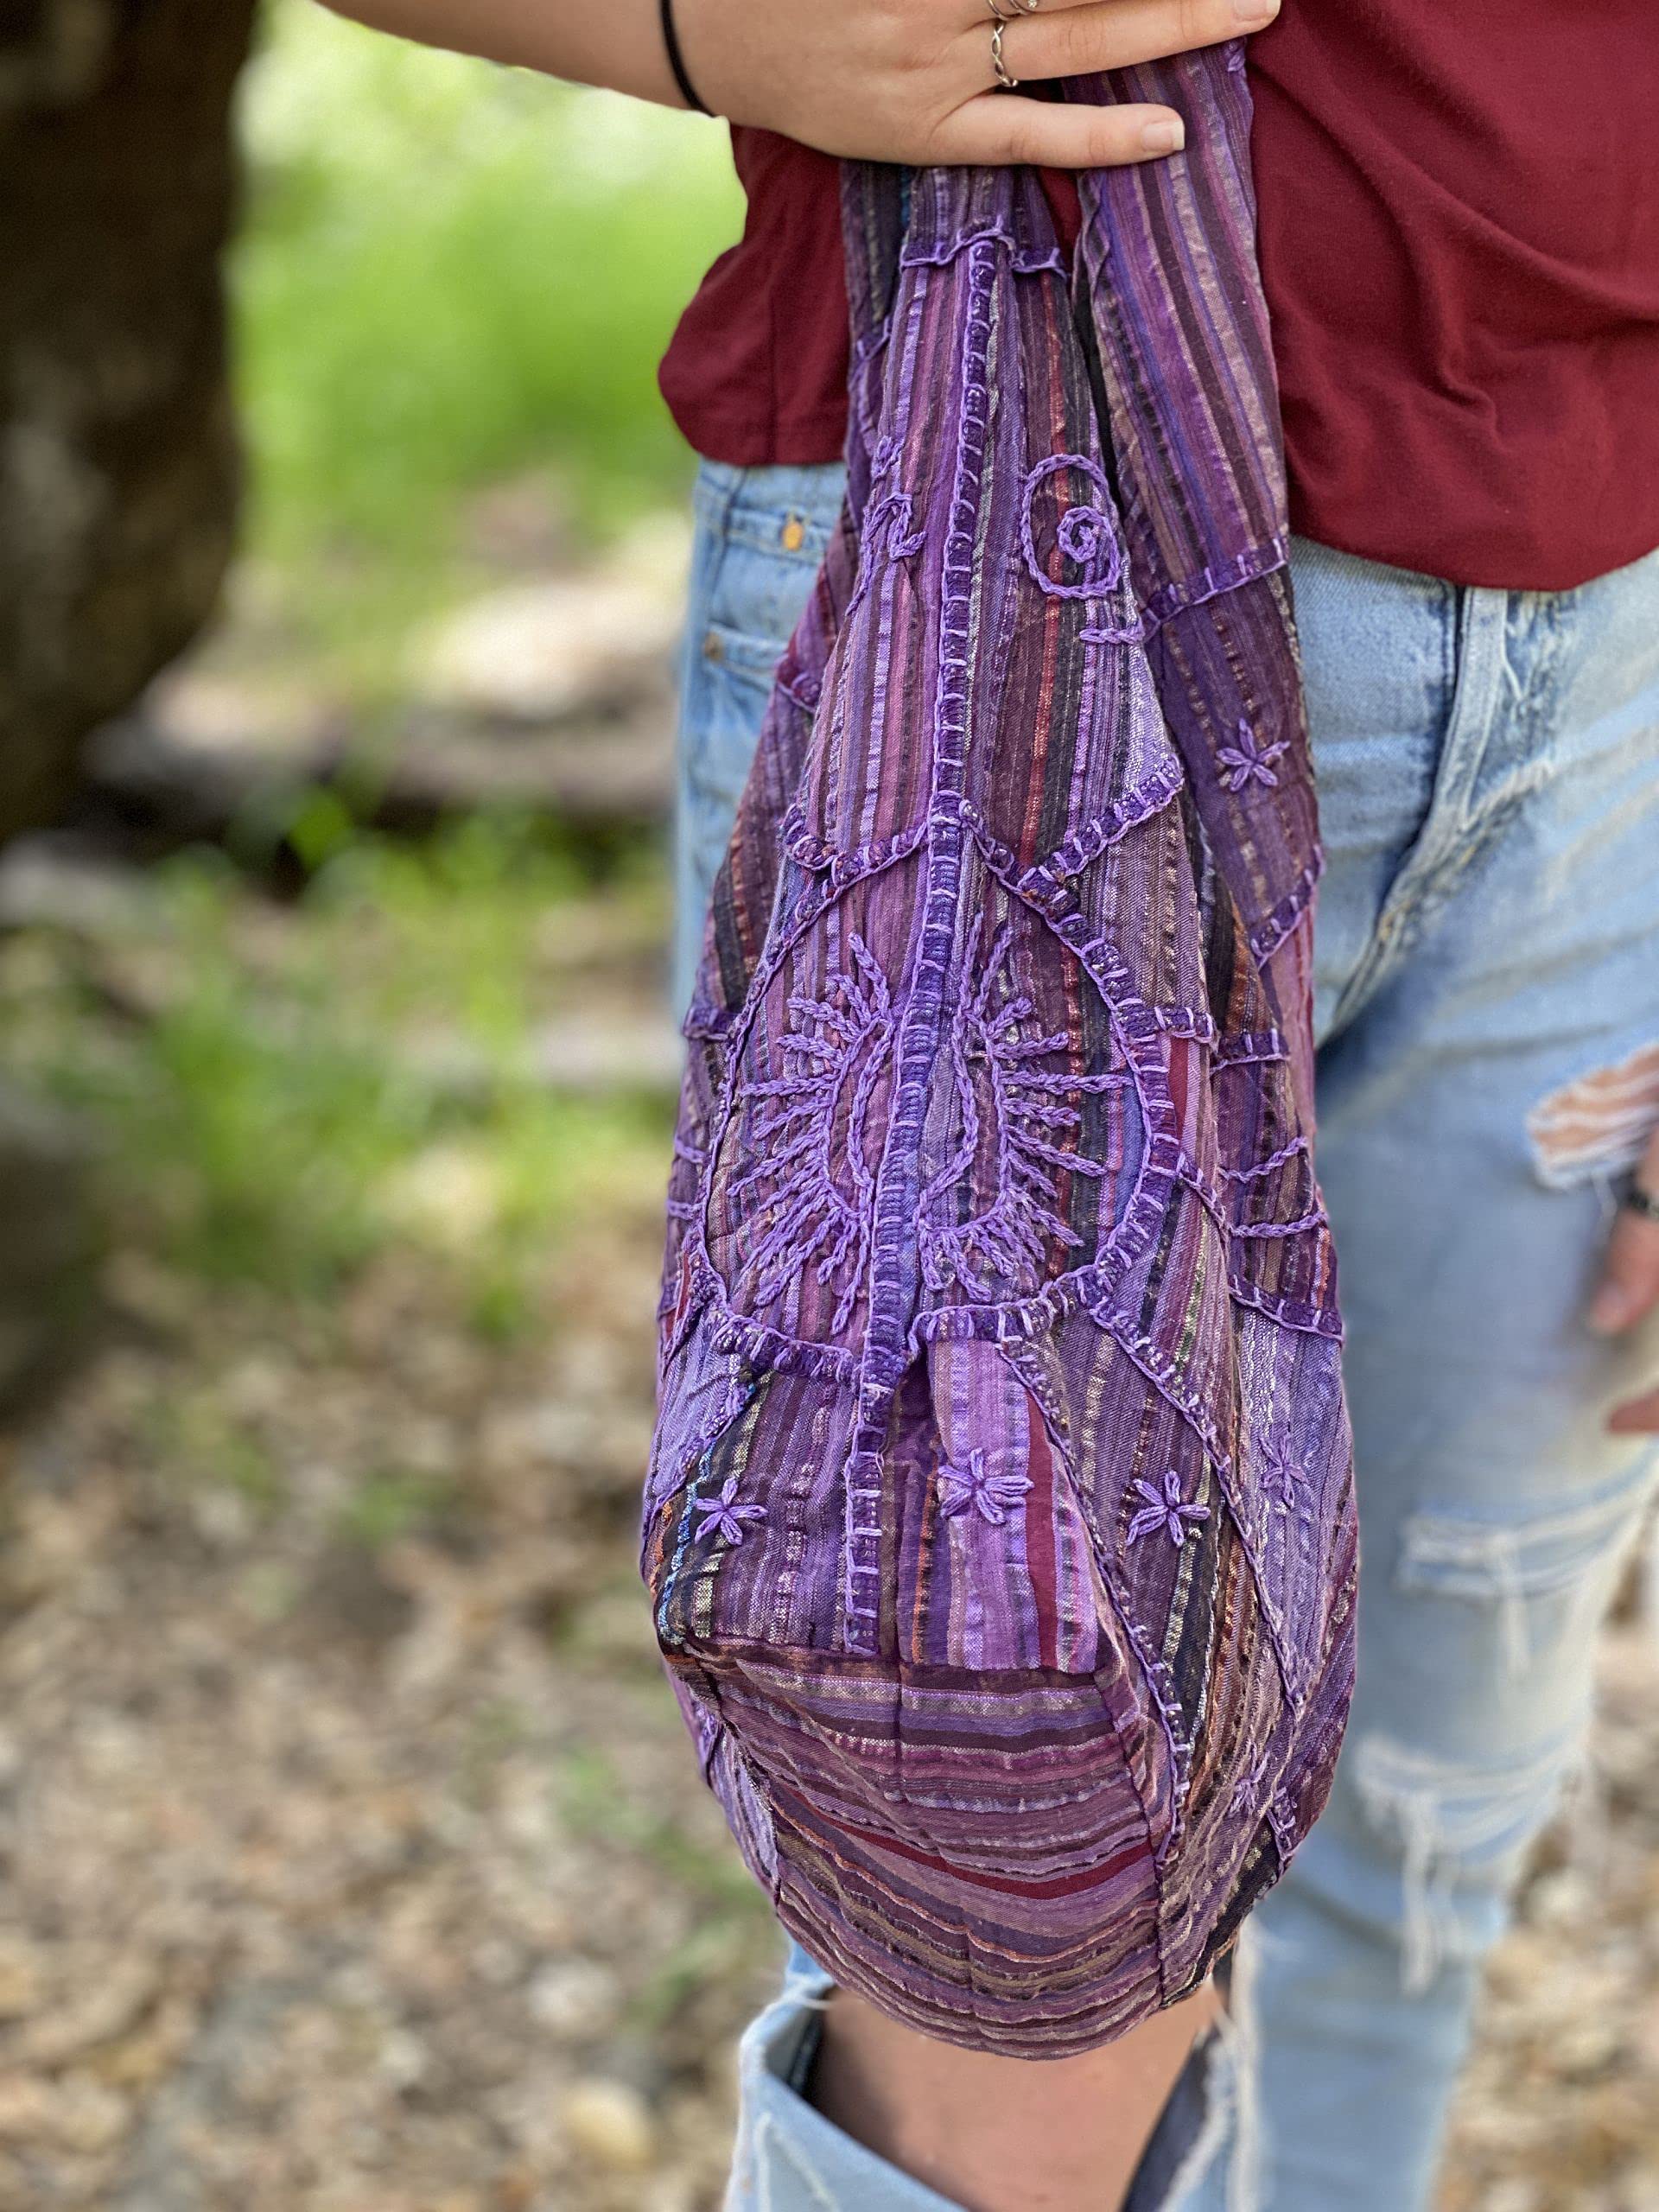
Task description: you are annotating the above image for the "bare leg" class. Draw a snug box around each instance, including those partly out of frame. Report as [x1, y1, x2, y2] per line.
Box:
[808, 1980, 1219, 2212]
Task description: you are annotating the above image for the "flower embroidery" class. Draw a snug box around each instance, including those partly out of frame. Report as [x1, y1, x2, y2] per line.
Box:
[1217, 719, 1288, 793]
[693, 1475, 767, 1548]
[1260, 1435, 1305, 1510]
[1230, 1756, 1270, 1814]
[1128, 1469, 1211, 1549]
[937, 1449, 1033, 1527]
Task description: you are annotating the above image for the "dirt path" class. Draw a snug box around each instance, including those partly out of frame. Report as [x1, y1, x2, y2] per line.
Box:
[0, 1076, 1652, 2209]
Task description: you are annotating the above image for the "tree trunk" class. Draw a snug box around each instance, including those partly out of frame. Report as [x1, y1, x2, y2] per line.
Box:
[0, 0, 257, 841]
[0, 0, 257, 1407]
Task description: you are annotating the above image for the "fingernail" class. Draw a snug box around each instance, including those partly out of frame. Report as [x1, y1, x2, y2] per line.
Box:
[1588, 1284, 1636, 1335]
[1141, 117, 1185, 155]
[1234, 0, 1280, 21]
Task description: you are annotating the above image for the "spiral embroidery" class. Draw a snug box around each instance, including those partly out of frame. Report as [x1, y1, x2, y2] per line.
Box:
[1020, 454, 1124, 601]
[846, 432, 928, 619]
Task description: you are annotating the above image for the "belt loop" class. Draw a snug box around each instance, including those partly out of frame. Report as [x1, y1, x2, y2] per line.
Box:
[694, 457, 744, 540]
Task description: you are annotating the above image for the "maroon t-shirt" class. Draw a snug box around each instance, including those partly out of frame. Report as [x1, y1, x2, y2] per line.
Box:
[659, 4, 1659, 591]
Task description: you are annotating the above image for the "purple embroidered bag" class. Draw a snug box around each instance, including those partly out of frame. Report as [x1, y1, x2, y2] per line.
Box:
[645, 51, 1359, 2057]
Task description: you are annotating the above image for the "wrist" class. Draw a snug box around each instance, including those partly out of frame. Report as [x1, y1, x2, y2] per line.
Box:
[550, 0, 691, 108]
[658, 0, 712, 111]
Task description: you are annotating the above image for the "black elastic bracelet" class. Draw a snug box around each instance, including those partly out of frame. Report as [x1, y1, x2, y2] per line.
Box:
[659, 0, 710, 114]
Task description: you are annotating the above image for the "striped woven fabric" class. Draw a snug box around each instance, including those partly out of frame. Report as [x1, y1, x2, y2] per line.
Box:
[644, 47, 1359, 2058]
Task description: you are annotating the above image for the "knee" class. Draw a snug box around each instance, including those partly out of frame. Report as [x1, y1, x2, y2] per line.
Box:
[1315, 1452, 1658, 1993]
[1393, 1447, 1656, 1682]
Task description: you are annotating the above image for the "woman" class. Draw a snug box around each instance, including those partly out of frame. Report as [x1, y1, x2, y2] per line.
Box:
[323, 3, 1659, 2207]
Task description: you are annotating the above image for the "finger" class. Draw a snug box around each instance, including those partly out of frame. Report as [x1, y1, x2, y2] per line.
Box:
[1607, 1384, 1659, 1436]
[996, 0, 1278, 81]
[1588, 1207, 1659, 1334]
[1587, 1128, 1659, 1336]
[937, 92, 1186, 165]
[954, 0, 1108, 20]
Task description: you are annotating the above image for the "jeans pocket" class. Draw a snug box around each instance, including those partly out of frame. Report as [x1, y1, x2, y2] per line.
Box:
[679, 620, 785, 910]
[674, 464, 847, 1013]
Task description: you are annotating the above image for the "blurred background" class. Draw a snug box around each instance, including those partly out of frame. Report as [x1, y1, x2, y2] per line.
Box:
[0, 4, 1654, 2208]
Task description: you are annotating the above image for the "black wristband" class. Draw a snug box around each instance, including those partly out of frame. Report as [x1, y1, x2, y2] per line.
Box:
[659, 0, 710, 114]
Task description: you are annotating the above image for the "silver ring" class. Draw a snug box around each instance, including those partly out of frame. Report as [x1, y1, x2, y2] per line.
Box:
[987, 0, 1037, 16]
[1624, 1181, 1659, 1224]
[990, 20, 1020, 88]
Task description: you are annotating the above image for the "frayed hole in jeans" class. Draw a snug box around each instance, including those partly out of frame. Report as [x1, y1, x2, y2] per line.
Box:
[1526, 1041, 1659, 1191]
[1353, 1734, 1578, 1996]
[1397, 1458, 1657, 1682]
[1128, 1942, 1268, 2212]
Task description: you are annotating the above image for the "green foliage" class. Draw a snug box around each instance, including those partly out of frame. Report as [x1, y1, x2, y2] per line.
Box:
[145, 1388, 289, 1514]
[336, 1465, 461, 1548]
[0, 816, 674, 1325]
[234, 0, 740, 653]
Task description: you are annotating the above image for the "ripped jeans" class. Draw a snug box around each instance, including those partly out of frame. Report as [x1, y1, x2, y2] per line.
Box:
[672, 458, 1659, 2212]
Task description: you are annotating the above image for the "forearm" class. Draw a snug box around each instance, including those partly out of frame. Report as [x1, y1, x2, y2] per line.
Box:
[315, 0, 1216, 183]
[315, 0, 681, 108]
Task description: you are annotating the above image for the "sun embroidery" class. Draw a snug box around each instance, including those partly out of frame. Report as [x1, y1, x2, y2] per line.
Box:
[1217, 719, 1288, 793]
[920, 917, 1128, 1297]
[731, 933, 894, 1332]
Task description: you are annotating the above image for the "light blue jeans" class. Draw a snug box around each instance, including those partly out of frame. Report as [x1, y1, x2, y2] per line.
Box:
[673, 458, 1659, 2212]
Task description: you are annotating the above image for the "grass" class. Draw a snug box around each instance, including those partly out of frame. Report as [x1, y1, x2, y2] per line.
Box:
[233, 0, 741, 688]
[209, 0, 716, 1315]
[0, 816, 675, 1333]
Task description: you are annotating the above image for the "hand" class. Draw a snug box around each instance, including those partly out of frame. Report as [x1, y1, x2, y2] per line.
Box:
[673, 0, 1281, 167]
[1589, 1126, 1659, 1434]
